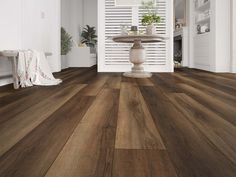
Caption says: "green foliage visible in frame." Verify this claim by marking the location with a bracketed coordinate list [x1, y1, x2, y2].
[141, 0, 161, 26]
[142, 0, 155, 10]
[61, 27, 72, 55]
[81, 25, 97, 48]
[141, 14, 161, 26]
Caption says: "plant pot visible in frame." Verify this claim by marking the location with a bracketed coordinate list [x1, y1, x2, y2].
[146, 24, 156, 35]
[61, 55, 68, 69]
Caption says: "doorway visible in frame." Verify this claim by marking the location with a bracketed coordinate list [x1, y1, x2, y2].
[60, 0, 98, 70]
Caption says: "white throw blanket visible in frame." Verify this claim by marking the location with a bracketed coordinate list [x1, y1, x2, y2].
[17, 50, 62, 88]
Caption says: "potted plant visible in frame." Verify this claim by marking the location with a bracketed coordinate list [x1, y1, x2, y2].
[61, 27, 72, 69]
[141, 0, 161, 35]
[80, 25, 97, 53]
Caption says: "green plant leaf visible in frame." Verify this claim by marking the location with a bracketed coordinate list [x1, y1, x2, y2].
[61, 27, 73, 55]
[80, 25, 97, 48]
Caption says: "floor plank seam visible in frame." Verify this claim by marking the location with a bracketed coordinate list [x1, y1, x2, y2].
[41, 100, 94, 177]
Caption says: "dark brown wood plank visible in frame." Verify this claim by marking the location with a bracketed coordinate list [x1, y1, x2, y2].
[0, 95, 94, 177]
[218, 73, 236, 80]
[45, 89, 119, 177]
[78, 74, 109, 96]
[177, 70, 236, 97]
[54, 68, 81, 78]
[135, 78, 154, 86]
[154, 73, 236, 126]
[0, 67, 235, 177]
[121, 76, 137, 84]
[115, 83, 165, 150]
[0, 84, 86, 157]
[0, 67, 97, 124]
[151, 74, 183, 93]
[168, 93, 236, 165]
[53, 66, 97, 87]
[0, 86, 41, 108]
[112, 150, 178, 177]
[192, 71, 236, 88]
[140, 86, 236, 177]
[104, 75, 122, 89]
[0, 84, 16, 98]
[0, 87, 64, 124]
[178, 83, 236, 126]
[173, 73, 236, 106]
[0, 67, 88, 108]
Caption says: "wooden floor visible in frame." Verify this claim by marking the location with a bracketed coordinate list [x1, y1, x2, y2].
[0, 66, 236, 177]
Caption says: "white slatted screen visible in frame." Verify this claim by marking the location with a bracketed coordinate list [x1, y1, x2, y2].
[98, 0, 173, 72]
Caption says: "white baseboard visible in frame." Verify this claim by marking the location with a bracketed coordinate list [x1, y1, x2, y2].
[0, 76, 13, 87]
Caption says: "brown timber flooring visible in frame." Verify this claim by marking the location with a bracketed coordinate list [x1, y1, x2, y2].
[0, 66, 236, 177]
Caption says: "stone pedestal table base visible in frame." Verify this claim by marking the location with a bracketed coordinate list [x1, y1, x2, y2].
[123, 40, 152, 78]
[112, 35, 167, 78]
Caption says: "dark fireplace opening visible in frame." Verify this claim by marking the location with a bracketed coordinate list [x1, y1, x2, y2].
[174, 35, 182, 68]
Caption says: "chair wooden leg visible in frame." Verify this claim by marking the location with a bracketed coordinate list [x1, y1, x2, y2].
[11, 56, 19, 89]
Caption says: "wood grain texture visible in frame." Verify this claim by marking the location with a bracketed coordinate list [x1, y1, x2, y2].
[135, 78, 154, 86]
[0, 84, 86, 156]
[122, 76, 138, 84]
[185, 69, 236, 91]
[78, 75, 109, 96]
[0, 87, 64, 124]
[105, 75, 122, 89]
[168, 93, 236, 165]
[151, 74, 182, 93]
[0, 95, 94, 177]
[140, 86, 236, 177]
[45, 89, 119, 177]
[173, 72, 236, 106]
[115, 83, 165, 150]
[219, 73, 236, 80]
[177, 69, 236, 97]
[178, 83, 236, 126]
[0, 85, 16, 98]
[0, 86, 40, 108]
[0, 67, 236, 177]
[113, 150, 178, 177]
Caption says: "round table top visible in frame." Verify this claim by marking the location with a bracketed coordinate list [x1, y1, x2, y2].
[113, 34, 168, 43]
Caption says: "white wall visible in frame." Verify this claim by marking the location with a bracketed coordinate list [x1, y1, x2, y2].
[0, 0, 22, 85]
[61, 0, 97, 44]
[231, 0, 236, 73]
[21, 0, 61, 72]
[70, 0, 84, 43]
[83, 0, 98, 31]
[213, 0, 231, 72]
[61, 0, 72, 69]
[61, 0, 71, 32]
[60, 0, 98, 69]
[61, 0, 84, 69]
[0, 0, 61, 86]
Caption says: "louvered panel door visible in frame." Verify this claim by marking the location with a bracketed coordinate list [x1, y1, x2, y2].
[98, 0, 173, 72]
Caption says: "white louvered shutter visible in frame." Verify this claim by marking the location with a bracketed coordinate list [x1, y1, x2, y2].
[98, 0, 173, 72]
